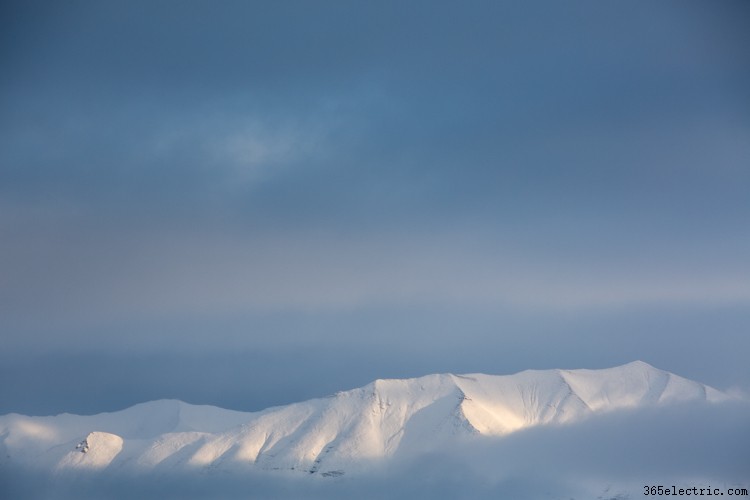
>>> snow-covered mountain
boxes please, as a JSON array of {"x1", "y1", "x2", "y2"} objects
[{"x1": 0, "y1": 361, "x2": 729, "y2": 480}]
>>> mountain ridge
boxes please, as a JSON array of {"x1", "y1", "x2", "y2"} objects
[{"x1": 0, "y1": 361, "x2": 731, "y2": 477}]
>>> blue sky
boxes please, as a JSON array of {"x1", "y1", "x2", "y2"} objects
[{"x1": 1, "y1": 0, "x2": 749, "y2": 415}]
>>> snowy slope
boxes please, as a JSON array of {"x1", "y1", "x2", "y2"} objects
[{"x1": 0, "y1": 361, "x2": 729, "y2": 478}]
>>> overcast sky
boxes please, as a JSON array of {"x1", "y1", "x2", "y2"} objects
[{"x1": 1, "y1": 0, "x2": 749, "y2": 416}]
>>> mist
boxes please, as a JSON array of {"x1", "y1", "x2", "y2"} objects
[{"x1": 3, "y1": 399, "x2": 747, "y2": 500}]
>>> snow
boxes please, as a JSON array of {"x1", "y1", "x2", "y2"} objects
[
  {"x1": 55, "y1": 432, "x2": 123, "y2": 471},
  {"x1": 0, "y1": 361, "x2": 735, "y2": 478}
]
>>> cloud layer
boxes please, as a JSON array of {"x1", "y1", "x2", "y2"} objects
[
  {"x1": 2, "y1": 400, "x2": 748, "y2": 499},
  {"x1": 1, "y1": 0, "x2": 749, "y2": 415}
]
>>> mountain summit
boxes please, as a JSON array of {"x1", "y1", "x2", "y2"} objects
[{"x1": 0, "y1": 361, "x2": 728, "y2": 478}]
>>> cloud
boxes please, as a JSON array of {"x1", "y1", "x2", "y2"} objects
[
  {"x1": 2, "y1": 215, "x2": 749, "y2": 338},
  {"x1": 2, "y1": 399, "x2": 748, "y2": 499}
]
